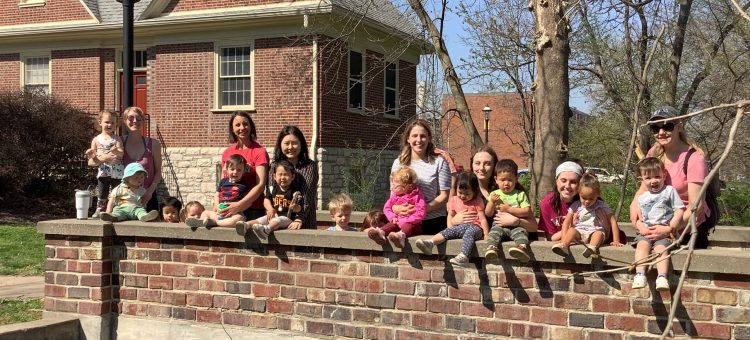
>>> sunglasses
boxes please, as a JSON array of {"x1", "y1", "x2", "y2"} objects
[
  {"x1": 127, "y1": 115, "x2": 144, "y2": 123},
  {"x1": 649, "y1": 122, "x2": 675, "y2": 134}
]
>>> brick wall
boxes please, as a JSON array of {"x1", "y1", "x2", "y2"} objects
[
  {"x1": 0, "y1": 0, "x2": 91, "y2": 27},
  {"x1": 51, "y1": 49, "x2": 114, "y2": 113},
  {"x1": 162, "y1": 0, "x2": 290, "y2": 15},
  {"x1": 39, "y1": 222, "x2": 750, "y2": 340},
  {"x1": 0, "y1": 53, "x2": 20, "y2": 91}
]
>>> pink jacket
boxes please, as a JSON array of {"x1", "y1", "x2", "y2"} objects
[{"x1": 384, "y1": 187, "x2": 427, "y2": 225}]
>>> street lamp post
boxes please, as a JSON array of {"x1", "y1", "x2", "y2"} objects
[
  {"x1": 482, "y1": 105, "x2": 492, "y2": 144},
  {"x1": 116, "y1": 0, "x2": 141, "y2": 109}
]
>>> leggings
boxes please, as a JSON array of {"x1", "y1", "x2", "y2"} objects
[
  {"x1": 381, "y1": 222, "x2": 422, "y2": 237},
  {"x1": 441, "y1": 223, "x2": 483, "y2": 256}
]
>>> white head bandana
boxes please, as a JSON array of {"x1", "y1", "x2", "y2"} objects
[{"x1": 555, "y1": 161, "x2": 583, "y2": 178}]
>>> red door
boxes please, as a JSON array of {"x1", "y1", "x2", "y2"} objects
[{"x1": 120, "y1": 71, "x2": 148, "y2": 135}]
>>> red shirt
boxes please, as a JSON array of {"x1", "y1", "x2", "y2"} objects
[
  {"x1": 538, "y1": 191, "x2": 572, "y2": 239},
  {"x1": 221, "y1": 141, "x2": 269, "y2": 210}
]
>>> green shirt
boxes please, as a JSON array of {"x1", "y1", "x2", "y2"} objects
[{"x1": 489, "y1": 189, "x2": 530, "y2": 208}]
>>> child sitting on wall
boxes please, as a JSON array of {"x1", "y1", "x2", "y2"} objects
[
  {"x1": 186, "y1": 155, "x2": 249, "y2": 229},
  {"x1": 326, "y1": 193, "x2": 357, "y2": 231},
  {"x1": 100, "y1": 163, "x2": 159, "y2": 222}
]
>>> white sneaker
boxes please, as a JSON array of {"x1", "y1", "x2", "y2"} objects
[
  {"x1": 450, "y1": 253, "x2": 470, "y2": 267},
  {"x1": 415, "y1": 239, "x2": 434, "y2": 255},
  {"x1": 139, "y1": 210, "x2": 159, "y2": 222},
  {"x1": 253, "y1": 224, "x2": 269, "y2": 240},
  {"x1": 551, "y1": 243, "x2": 569, "y2": 257},
  {"x1": 632, "y1": 273, "x2": 647, "y2": 289},
  {"x1": 655, "y1": 276, "x2": 670, "y2": 291}
]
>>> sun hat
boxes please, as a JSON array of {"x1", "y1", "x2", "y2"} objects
[
  {"x1": 122, "y1": 163, "x2": 148, "y2": 182},
  {"x1": 649, "y1": 106, "x2": 679, "y2": 122}
]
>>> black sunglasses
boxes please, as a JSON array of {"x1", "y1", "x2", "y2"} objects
[{"x1": 649, "y1": 122, "x2": 675, "y2": 134}]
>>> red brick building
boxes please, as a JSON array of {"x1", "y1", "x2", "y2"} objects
[
  {"x1": 441, "y1": 93, "x2": 530, "y2": 170},
  {"x1": 0, "y1": 0, "x2": 424, "y2": 208}
]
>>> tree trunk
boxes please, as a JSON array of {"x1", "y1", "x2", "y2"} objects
[
  {"x1": 406, "y1": 0, "x2": 483, "y2": 150},
  {"x1": 666, "y1": 0, "x2": 693, "y2": 107},
  {"x1": 531, "y1": 0, "x2": 570, "y2": 200}
]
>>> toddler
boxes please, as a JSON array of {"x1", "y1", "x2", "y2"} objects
[
  {"x1": 160, "y1": 196, "x2": 182, "y2": 223},
  {"x1": 326, "y1": 193, "x2": 357, "y2": 231},
  {"x1": 484, "y1": 159, "x2": 532, "y2": 264},
  {"x1": 237, "y1": 160, "x2": 303, "y2": 238},
  {"x1": 85, "y1": 110, "x2": 124, "y2": 218},
  {"x1": 416, "y1": 171, "x2": 489, "y2": 267},
  {"x1": 632, "y1": 157, "x2": 685, "y2": 291},
  {"x1": 186, "y1": 155, "x2": 249, "y2": 229},
  {"x1": 100, "y1": 163, "x2": 159, "y2": 222},
  {"x1": 183, "y1": 201, "x2": 206, "y2": 221},
  {"x1": 369, "y1": 166, "x2": 426, "y2": 248},
  {"x1": 362, "y1": 209, "x2": 389, "y2": 232},
  {"x1": 552, "y1": 173, "x2": 624, "y2": 257}
]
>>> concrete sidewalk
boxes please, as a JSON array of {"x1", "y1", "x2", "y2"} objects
[{"x1": 0, "y1": 276, "x2": 44, "y2": 299}]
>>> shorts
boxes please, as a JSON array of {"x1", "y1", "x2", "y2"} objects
[
  {"x1": 633, "y1": 232, "x2": 672, "y2": 248},
  {"x1": 577, "y1": 228, "x2": 608, "y2": 243}
]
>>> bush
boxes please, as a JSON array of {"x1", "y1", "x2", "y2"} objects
[
  {"x1": 719, "y1": 181, "x2": 750, "y2": 226},
  {"x1": 0, "y1": 90, "x2": 95, "y2": 204},
  {"x1": 600, "y1": 181, "x2": 637, "y2": 222}
]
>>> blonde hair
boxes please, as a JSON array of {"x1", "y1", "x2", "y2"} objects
[
  {"x1": 181, "y1": 201, "x2": 205, "y2": 222},
  {"x1": 328, "y1": 193, "x2": 353, "y2": 215},
  {"x1": 649, "y1": 122, "x2": 704, "y2": 161},
  {"x1": 391, "y1": 166, "x2": 418, "y2": 187},
  {"x1": 123, "y1": 106, "x2": 145, "y2": 120},
  {"x1": 398, "y1": 119, "x2": 435, "y2": 165},
  {"x1": 98, "y1": 110, "x2": 119, "y2": 122}
]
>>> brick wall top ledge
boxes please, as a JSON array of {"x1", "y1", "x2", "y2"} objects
[{"x1": 38, "y1": 219, "x2": 750, "y2": 275}]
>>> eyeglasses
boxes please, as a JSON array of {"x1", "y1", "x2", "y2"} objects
[
  {"x1": 127, "y1": 115, "x2": 144, "y2": 123},
  {"x1": 649, "y1": 122, "x2": 675, "y2": 134}
]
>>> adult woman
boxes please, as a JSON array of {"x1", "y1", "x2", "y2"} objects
[
  {"x1": 96, "y1": 107, "x2": 162, "y2": 212},
  {"x1": 452, "y1": 147, "x2": 538, "y2": 235},
  {"x1": 391, "y1": 119, "x2": 451, "y2": 235},
  {"x1": 538, "y1": 161, "x2": 583, "y2": 241},
  {"x1": 220, "y1": 112, "x2": 269, "y2": 220},
  {"x1": 630, "y1": 106, "x2": 709, "y2": 248},
  {"x1": 269, "y1": 125, "x2": 318, "y2": 230}
]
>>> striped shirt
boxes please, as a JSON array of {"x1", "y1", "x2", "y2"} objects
[{"x1": 392, "y1": 156, "x2": 451, "y2": 220}]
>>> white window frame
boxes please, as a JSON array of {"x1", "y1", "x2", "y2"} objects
[
  {"x1": 347, "y1": 49, "x2": 365, "y2": 113},
  {"x1": 20, "y1": 54, "x2": 51, "y2": 95},
  {"x1": 383, "y1": 61, "x2": 399, "y2": 118},
  {"x1": 18, "y1": 0, "x2": 45, "y2": 8},
  {"x1": 213, "y1": 43, "x2": 255, "y2": 112}
]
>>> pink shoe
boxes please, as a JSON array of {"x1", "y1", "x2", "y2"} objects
[
  {"x1": 368, "y1": 228, "x2": 387, "y2": 246},
  {"x1": 388, "y1": 231, "x2": 406, "y2": 248}
]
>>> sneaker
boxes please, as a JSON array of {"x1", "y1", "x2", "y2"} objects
[
  {"x1": 185, "y1": 218, "x2": 203, "y2": 229},
  {"x1": 632, "y1": 273, "x2": 647, "y2": 289},
  {"x1": 367, "y1": 228, "x2": 387, "y2": 246},
  {"x1": 91, "y1": 208, "x2": 102, "y2": 219},
  {"x1": 139, "y1": 210, "x2": 159, "y2": 222},
  {"x1": 509, "y1": 246, "x2": 530, "y2": 263},
  {"x1": 388, "y1": 231, "x2": 406, "y2": 248},
  {"x1": 100, "y1": 212, "x2": 117, "y2": 222},
  {"x1": 253, "y1": 224, "x2": 269, "y2": 240},
  {"x1": 484, "y1": 245, "x2": 500, "y2": 264},
  {"x1": 655, "y1": 276, "x2": 669, "y2": 291},
  {"x1": 235, "y1": 221, "x2": 248, "y2": 235},
  {"x1": 415, "y1": 239, "x2": 434, "y2": 255},
  {"x1": 582, "y1": 245, "x2": 598, "y2": 258},
  {"x1": 450, "y1": 253, "x2": 470, "y2": 267},
  {"x1": 551, "y1": 243, "x2": 570, "y2": 257}
]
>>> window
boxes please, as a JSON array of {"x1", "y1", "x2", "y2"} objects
[
  {"x1": 120, "y1": 50, "x2": 148, "y2": 69},
  {"x1": 348, "y1": 50, "x2": 363, "y2": 111},
  {"x1": 19, "y1": 0, "x2": 45, "y2": 8},
  {"x1": 216, "y1": 46, "x2": 253, "y2": 109},
  {"x1": 23, "y1": 56, "x2": 50, "y2": 94},
  {"x1": 384, "y1": 62, "x2": 398, "y2": 116}
]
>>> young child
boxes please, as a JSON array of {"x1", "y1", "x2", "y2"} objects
[
  {"x1": 236, "y1": 160, "x2": 303, "y2": 238},
  {"x1": 368, "y1": 166, "x2": 426, "y2": 248},
  {"x1": 483, "y1": 159, "x2": 532, "y2": 264},
  {"x1": 552, "y1": 173, "x2": 624, "y2": 257},
  {"x1": 186, "y1": 155, "x2": 249, "y2": 229},
  {"x1": 326, "y1": 193, "x2": 357, "y2": 231},
  {"x1": 160, "y1": 196, "x2": 182, "y2": 223},
  {"x1": 361, "y1": 209, "x2": 389, "y2": 233},
  {"x1": 416, "y1": 171, "x2": 489, "y2": 266},
  {"x1": 85, "y1": 110, "x2": 124, "y2": 218},
  {"x1": 632, "y1": 157, "x2": 685, "y2": 291},
  {"x1": 183, "y1": 201, "x2": 205, "y2": 221},
  {"x1": 100, "y1": 163, "x2": 159, "y2": 222}
]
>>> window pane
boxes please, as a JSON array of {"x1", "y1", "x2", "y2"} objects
[
  {"x1": 385, "y1": 63, "x2": 396, "y2": 88},
  {"x1": 349, "y1": 51, "x2": 362, "y2": 77},
  {"x1": 349, "y1": 80, "x2": 362, "y2": 109},
  {"x1": 219, "y1": 47, "x2": 251, "y2": 107},
  {"x1": 25, "y1": 57, "x2": 49, "y2": 86},
  {"x1": 385, "y1": 89, "x2": 396, "y2": 110}
]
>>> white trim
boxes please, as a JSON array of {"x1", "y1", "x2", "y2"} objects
[
  {"x1": 77, "y1": 0, "x2": 100, "y2": 23},
  {"x1": 347, "y1": 48, "x2": 364, "y2": 114},
  {"x1": 213, "y1": 42, "x2": 255, "y2": 111},
  {"x1": 20, "y1": 52, "x2": 51, "y2": 95},
  {"x1": 18, "y1": 0, "x2": 45, "y2": 8},
  {"x1": 158, "y1": 0, "x2": 326, "y2": 18},
  {"x1": 383, "y1": 61, "x2": 399, "y2": 118}
]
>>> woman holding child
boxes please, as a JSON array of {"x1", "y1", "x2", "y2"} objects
[
  {"x1": 538, "y1": 160, "x2": 583, "y2": 241},
  {"x1": 630, "y1": 106, "x2": 710, "y2": 249},
  {"x1": 221, "y1": 111, "x2": 269, "y2": 220},
  {"x1": 270, "y1": 125, "x2": 318, "y2": 229}
]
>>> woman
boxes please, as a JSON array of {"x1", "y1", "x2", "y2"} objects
[
  {"x1": 220, "y1": 111, "x2": 269, "y2": 220},
  {"x1": 391, "y1": 119, "x2": 451, "y2": 235},
  {"x1": 269, "y1": 125, "x2": 318, "y2": 230},
  {"x1": 452, "y1": 147, "x2": 538, "y2": 235},
  {"x1": 538, "y1": 161, "x2": 583, "y2": 241},
  {"x1": 630, "y1": 106, "x2": 709, "y2": 248},
  {"x1": 95, "y1": 107, "x2": 162, "y2": 212}
]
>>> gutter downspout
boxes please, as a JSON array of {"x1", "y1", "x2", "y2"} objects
[{"x1": 306, "y1": 14, "x2": 321, "y2": 210}]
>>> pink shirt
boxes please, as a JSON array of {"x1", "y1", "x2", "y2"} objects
[
  {"x1": 538, "y1": 191, "x2": 572, "y2": 239},
  {"x1": 447, "y1": 195, "x2": 484, "y2": 226},
  {"x1": 384, "y1": 187, "x2": 426, "y2": 225},
  {"x1": 123, "y1": 137, "x2": 156, "y2": 189},
  {"x1": 648, "y1": 148, "x2": 708, "y2": 225},
  {"x1": 222, "y1": 141, "x2": 269, "y2": 210}
]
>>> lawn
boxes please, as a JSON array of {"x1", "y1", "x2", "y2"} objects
[
  {"x1": 0, "y1": 225, "x2": 44, "y2": 276},
  {"x1": 0, "y1": 298, "x2": 43, "y2": 326}
]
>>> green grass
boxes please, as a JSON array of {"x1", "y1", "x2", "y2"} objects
[
  {"x1": 0, "y1": 225, "x2": 44, "y2": 275},
  {"x1": 0, "y1": 298, "x2": 43, "y2": 326}
]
